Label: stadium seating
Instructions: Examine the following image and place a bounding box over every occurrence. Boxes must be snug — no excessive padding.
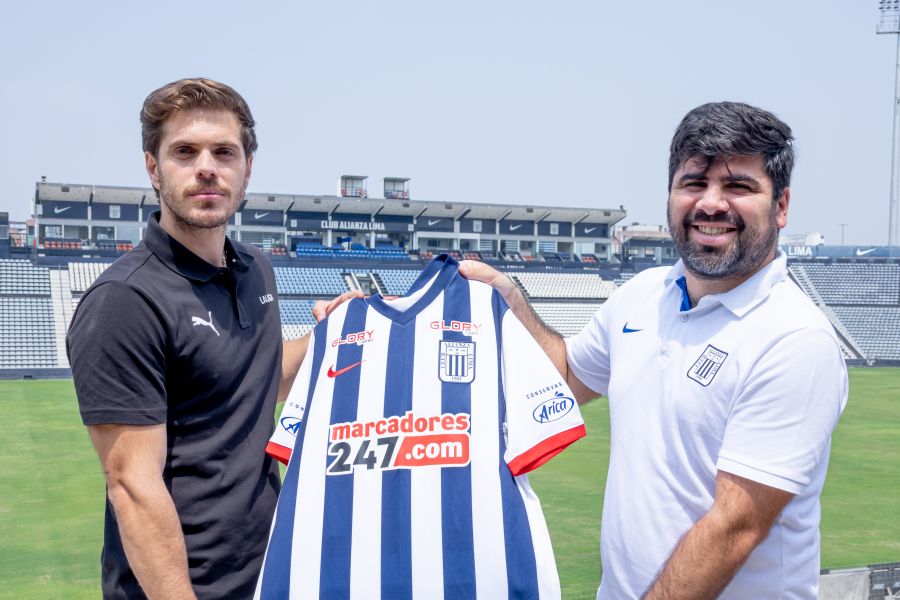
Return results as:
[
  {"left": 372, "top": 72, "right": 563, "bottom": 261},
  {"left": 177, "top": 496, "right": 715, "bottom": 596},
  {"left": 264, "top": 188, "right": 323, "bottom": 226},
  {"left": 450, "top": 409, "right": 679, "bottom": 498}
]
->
[
  {"left": 533, "top": 302, "right": 599, "bottom": 337},
  {"left": 294, "top": 243, "right": 411, "bottom": 261},
  {"left": 275, "top": 267, "right": 349, "bottom": 296},
  {"left": 0, "top": 260, "right": 51, "bottom": 295},
  {"left": 794, "top": 263, "right": 900, "bottom": 305},
  {"left": 375, "top": 269, "right": 420, "bottom": 296},
  {"left": 830, "top": 306, "right": 900, "bottom": 360},
  {"left": 3, "top": 255, "right": 900, "bottom": 372},
  {"left": 69, "top": 262, "right": 112, "bottom": 293},
  {"left": 282, "top": 323, "right": 315, "bottom": 341},
  {"left": 512, "top": 272, "right": 616, "bottom": 300},
  {"left": 279, "top": 299, "right": 318, "bottom": 325},
  {"left": 0, "top": 297, "right": 57, "bottom": 368}
]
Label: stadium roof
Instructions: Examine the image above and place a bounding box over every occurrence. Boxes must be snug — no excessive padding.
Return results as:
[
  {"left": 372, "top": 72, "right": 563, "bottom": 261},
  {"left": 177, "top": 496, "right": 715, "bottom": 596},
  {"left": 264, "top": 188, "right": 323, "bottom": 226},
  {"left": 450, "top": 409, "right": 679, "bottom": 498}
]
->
[{"left": 35, "top": 181, "right": 626, "bottom": 225}]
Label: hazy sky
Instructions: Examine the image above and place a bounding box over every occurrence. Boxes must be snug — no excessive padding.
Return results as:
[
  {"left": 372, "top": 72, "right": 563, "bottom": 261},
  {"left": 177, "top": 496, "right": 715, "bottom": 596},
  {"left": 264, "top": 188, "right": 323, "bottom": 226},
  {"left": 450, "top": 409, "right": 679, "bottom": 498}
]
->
[{"left": 0, "top": 1, "right": 895, "bottom": 245}]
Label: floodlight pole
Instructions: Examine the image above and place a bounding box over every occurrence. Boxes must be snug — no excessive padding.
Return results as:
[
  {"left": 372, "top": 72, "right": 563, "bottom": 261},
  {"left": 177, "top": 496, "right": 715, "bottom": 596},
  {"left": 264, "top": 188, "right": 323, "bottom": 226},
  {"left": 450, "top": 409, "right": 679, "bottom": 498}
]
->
[
  {"left": 891, "top": 34, "right": 900, "bottom": 250},
  {"left": 878, "top": 0, "right": 900, "bottom": 252}
]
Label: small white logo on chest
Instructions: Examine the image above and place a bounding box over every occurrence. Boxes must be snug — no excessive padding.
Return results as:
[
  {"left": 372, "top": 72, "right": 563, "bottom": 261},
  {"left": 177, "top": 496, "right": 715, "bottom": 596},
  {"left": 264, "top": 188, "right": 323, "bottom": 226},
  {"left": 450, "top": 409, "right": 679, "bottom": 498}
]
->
[
  {"left": 192, "top": 311, "right": 220, "bottom": 337},
  {"left": 259, "top": 293, "right": 274, "bottom": 305},
  {"left": 687, "top": 345, "right": 727, "bottom": 386}
]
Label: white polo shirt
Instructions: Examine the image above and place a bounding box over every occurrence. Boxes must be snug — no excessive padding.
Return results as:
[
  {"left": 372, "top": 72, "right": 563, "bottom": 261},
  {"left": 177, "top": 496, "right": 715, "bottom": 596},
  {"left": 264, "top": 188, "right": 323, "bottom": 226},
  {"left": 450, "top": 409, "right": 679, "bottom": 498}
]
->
[{"left": 566, "top": 252, "right": 848, "bottom": 600}]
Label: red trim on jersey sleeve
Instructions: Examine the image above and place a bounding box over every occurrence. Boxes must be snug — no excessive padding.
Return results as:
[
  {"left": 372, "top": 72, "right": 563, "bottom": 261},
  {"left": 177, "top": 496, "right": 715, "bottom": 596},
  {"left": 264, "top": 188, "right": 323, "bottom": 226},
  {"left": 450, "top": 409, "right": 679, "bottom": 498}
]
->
[
  {"left": 507, "top": 424, "right": 586, "bottom": 476},
  {"left": 266, "top": 441, "right": 293, "bottom": 465}
]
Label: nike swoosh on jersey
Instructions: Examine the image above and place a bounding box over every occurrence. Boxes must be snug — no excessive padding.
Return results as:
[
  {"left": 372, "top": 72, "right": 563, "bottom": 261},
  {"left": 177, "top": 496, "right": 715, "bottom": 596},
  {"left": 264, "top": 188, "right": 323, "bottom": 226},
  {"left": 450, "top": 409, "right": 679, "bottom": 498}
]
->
[
  {"left": 622, "top": 323, "right": 643, "bottom": 333},
  {"left": 327, "top": 360, "right": 365, "bottom": 378}
]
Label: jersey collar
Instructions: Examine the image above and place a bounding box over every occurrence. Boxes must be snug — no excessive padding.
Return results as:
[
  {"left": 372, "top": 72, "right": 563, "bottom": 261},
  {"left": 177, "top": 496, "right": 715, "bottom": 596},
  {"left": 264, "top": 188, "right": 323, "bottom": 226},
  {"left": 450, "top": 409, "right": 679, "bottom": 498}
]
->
[
  {"left": 664, "top": 251, "right": 788, "bottom": 318},
  {"left": 142, "top": 211, "right": 253, "bottom": 282},
  {"left": 368, "top": 253, "right": 459, "bottom": 324}
]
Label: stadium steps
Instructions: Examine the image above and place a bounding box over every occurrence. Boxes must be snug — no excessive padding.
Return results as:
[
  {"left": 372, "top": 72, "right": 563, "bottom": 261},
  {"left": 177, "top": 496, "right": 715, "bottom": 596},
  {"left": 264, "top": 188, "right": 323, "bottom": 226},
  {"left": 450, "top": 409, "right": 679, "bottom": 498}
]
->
[
  {"left": 344, "top": 273, "right": 361, "bottom": 292},
  {"left": 789, "top": 266, "right": 866, "bottom": 360},
  {"left": 49, "top": 267, "right": 73, "bottom": 368},
  {"left": 369, "top": 272, "right": 386, "bottom": 296}
]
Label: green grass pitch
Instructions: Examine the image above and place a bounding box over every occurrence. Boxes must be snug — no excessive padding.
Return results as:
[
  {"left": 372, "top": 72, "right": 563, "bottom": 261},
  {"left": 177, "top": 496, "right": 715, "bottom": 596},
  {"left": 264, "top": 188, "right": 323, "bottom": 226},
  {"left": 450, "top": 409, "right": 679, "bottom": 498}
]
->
[{"left": 0, "top": 369, "right": 897, "bottom": 598}]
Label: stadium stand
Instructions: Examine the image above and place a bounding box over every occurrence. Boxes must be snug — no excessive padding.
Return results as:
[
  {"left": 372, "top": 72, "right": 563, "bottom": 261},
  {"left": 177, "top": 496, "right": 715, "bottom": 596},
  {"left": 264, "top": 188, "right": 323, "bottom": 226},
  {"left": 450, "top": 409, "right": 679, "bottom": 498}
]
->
[
  {"left": 274, "top": 267, "right": 349, "bottom": 296},
  {"left": 0, "top": 259, "right": 51, "bottom": 295},
  {"left": 788, "top": 263, "right": 900, "bottom": 362},
  {"left": 830, "top": 306, "right": 900, "bottom": 360},
  {"left": 69, "top": 262, "right": 112, "bottom": 293},
  {"left": 532, "top": 302, "right": 599, "bottom": 337},
  {"left": 512, "top": 272, "right": 616, "bottom": 300},
  {"left": 0, "top": 260, "right": 58, "bottom": 369},
  {"left": 374, "top": 269, "right": 420, "bottom": 296},
  {"left": 0, "top": 297, "right": 57, "bottom": 368},
  {"left": 279, "top": 299, "right": 318, "bottom": 326},
  {"left": 3, "top": 253, "right": 900, "bottom": 373},
  {"left": 796, "top": 263, "right": 900, "bottom": 305}
]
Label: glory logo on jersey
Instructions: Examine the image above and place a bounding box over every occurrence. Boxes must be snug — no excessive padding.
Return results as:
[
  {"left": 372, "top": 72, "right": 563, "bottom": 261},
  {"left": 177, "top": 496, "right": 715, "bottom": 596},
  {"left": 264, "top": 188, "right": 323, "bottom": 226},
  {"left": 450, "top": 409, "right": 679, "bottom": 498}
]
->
[
  {"left": 331, "top": 330, "right": 375, "bottom": 347},
  {"left": 430, "top": 319, "right": 481, "bottom": 336},
  {"left": 326, "top": 411, "right": 471, "bottom": 475}
]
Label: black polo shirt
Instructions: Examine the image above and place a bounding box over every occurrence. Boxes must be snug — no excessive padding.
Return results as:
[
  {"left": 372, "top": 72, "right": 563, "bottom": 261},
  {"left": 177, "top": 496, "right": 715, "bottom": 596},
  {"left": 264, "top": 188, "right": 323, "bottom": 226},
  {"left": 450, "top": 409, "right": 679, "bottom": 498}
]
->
[{"left": 67, "top": 212, "right": 282, "bottom": 599}]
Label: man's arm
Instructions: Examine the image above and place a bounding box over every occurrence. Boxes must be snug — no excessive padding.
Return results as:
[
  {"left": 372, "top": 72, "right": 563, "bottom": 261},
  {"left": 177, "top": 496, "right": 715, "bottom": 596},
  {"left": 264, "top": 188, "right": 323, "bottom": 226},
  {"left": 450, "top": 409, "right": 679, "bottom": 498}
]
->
[
  {"left": 642, "top": 470, "right": 794, "bottom": 600},
  {"left": 87, "top": 424, "right": 196, "bottom": 600},
  {"left": 279, "top": 334, "right": 310, "bottom": 403},
  {"left": 458, "top": 260, "right": 596, "bottom": 403},
  {"left": 278, "top": 290, "right": 365, "bottom": 402}
]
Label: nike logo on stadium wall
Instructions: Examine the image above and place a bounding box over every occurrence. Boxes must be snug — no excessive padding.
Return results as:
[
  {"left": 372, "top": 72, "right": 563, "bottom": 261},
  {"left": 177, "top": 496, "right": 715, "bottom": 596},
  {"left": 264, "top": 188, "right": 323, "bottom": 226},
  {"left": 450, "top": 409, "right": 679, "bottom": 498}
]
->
[
  {"left": 622, "top": 323, "right": 643, "bottom": 333},
  {"left": 192, "top": 311, "right": 220, "bottom": 336},
  {"left": 427, "top": 219, "right": 441, "bottom": 226},
  {"left": 327, "top": 360, "right": 365, "bottom": 378},
  {"left": 855, "top": 248, "right": 876, "bottom": 256},
  {"left": 54, "top": 206, "right": 71, "bottom": 214},
  {"left": 254, "top": 212, "right": 270, "bottom": 220},
  {"left": 509, "top": 224, "right": 522, "bottom": 231},
  {"left": 584, "top": 227, "right": 597, "bottom": 234}
]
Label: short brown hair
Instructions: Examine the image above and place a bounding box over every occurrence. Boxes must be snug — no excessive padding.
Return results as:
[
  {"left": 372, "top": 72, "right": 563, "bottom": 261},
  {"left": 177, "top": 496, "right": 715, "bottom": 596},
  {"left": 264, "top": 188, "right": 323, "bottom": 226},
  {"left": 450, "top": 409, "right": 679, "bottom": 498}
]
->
[{"left": 140, "top": 78, "right": 258, "bottom": 158}]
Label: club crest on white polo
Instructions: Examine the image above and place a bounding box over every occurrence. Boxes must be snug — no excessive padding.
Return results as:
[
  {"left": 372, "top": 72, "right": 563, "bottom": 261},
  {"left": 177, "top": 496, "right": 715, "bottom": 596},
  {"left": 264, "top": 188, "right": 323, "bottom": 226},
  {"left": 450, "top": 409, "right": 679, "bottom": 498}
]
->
[{"left": 687, "top": 344, "right": 728, "bottom": 386}]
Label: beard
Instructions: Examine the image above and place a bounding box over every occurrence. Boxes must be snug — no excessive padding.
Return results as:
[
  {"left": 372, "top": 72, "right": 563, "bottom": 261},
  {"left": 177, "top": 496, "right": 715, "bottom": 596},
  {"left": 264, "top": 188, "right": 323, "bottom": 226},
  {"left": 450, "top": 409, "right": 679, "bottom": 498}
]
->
[
  {"left": 158, "top": 171, "right": 243, "bottom": 230},
  {"left": 669, "top": 203, "right": 779, "bottom": 280}
]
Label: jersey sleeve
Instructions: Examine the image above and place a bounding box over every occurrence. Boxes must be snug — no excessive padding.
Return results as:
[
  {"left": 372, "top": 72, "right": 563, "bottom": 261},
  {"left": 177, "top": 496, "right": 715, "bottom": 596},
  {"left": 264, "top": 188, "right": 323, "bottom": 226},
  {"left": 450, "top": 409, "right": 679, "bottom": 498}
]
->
[
  {"left": 500, "top": 309, "right": 586, "bottom": 476},
  {"left": 266, "top": 329, "right": 316, "bottom": 465},
  {"left": 717, "top": 328, "right": 848, "bottom": 494},
  {"left": 66, "top": 281, "right": 168, "bottom": 426},
  {"left": 564, "top": 301, "right": 611, "bottom": 396}
]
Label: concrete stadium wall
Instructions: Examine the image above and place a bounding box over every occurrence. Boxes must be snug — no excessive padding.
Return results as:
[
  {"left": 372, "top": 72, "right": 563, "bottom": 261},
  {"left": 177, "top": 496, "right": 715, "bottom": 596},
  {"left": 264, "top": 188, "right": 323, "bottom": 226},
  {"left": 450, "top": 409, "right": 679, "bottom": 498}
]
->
[{"left": 820, "top": 569, "right": 870, "bottom": 600}]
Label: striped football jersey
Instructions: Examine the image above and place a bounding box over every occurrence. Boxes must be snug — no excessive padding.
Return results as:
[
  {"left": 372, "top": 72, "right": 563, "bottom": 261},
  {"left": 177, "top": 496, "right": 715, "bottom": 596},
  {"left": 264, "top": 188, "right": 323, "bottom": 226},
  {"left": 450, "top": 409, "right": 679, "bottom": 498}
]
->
[{"left": 256, "top": 254, "right": 586, "bottom": 599}]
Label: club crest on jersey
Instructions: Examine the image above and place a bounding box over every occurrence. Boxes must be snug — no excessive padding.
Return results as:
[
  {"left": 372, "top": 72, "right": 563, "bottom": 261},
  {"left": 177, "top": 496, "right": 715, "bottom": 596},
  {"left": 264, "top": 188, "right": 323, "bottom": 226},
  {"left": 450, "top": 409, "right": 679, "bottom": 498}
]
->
[
  {"left": 331, "top": 330, "right": 375, "bottom": 347},
  {"left": 687, "top": 345, "right": 728, "bottom": 386},
  {"left": 438, "top": 340, "right": 475, "bottom": 383},
  {"left": 532, "top": 391, "right": 576, "bottom": 424},
  {"left": 430, "top": 320, "right": 481, "bottom": 336}
]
